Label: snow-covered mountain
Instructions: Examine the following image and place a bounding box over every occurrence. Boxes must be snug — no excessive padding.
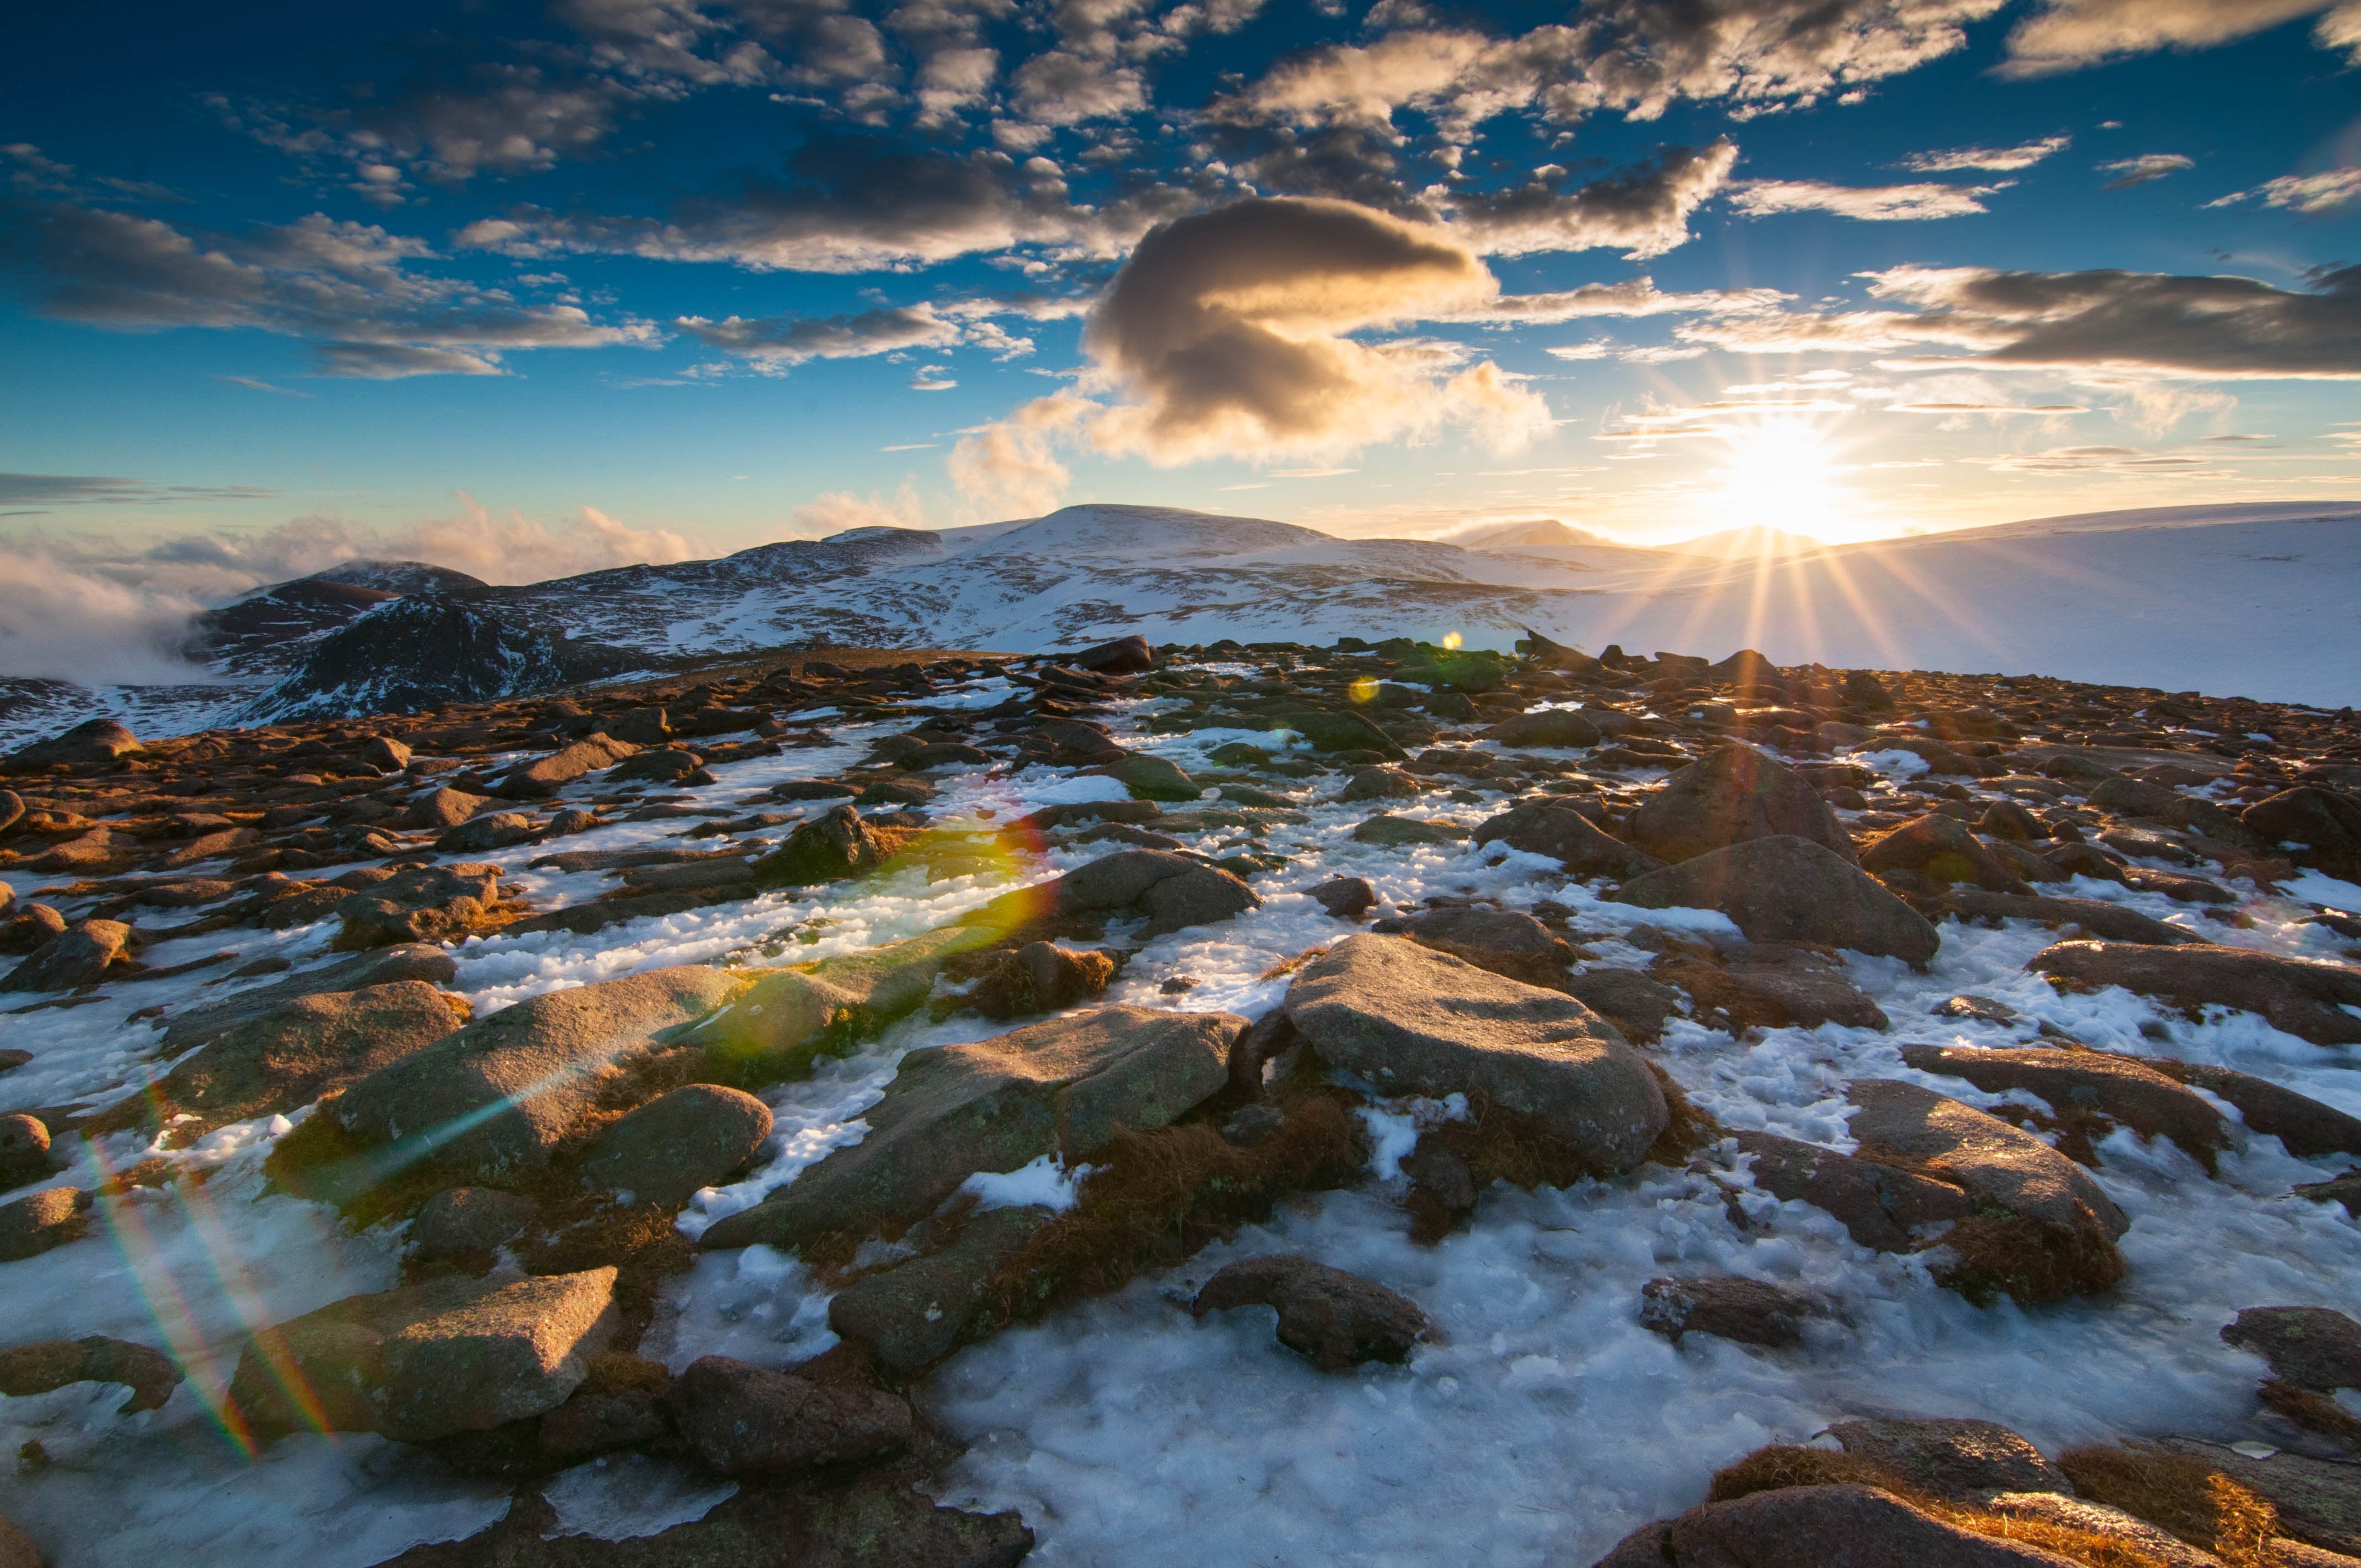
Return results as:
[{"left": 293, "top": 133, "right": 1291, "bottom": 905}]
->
[{"left": 4, "top": 498, "right": 2359, "bottom": 746}]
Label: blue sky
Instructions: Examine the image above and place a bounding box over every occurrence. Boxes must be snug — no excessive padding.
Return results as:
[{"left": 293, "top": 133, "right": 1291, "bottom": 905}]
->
[{"left": 2, "top": 0, "right": 2359, "bottom": 584}]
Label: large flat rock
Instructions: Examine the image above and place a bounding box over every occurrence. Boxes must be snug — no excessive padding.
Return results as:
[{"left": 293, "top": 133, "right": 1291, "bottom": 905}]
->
[
  {"left": 1283, "top": 935, "right": 1667, "bottom": 1174},
  {"left": 700, "top": 1005, "right": 1239, "bottom": 1251},
  {"left": 1614, "top": 835, "right": 1940, "bottom": 965},
  {"left": 335, "top": 965, "right": 737, "bottom": 1179}
]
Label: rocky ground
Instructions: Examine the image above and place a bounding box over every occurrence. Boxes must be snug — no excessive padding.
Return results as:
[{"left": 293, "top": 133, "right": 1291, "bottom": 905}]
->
[{"left": 2, "top": 633, "right": 2360, "bottom": 1566}]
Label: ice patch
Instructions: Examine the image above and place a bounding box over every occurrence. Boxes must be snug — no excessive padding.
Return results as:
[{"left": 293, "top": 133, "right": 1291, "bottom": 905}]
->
[
  {"left": 961, "top": 1153, "right": 1092, "bottom": 1213},
  {"left": 541, "top": 1453, "right": 737, "bottom": 1541}
]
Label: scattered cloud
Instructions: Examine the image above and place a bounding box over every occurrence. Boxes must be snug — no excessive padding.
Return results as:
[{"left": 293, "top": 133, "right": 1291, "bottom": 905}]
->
[
  {"left": 2207, "top": 168, "right": 2361, "bottom": 215},
  {"left": 213, "top": 374, "right": 311, "bottom": 396},
  {"left": 788, "top": 482, "right": 929, "bottom": 535},
  {"left": 1458, "top": 276, "right": 1787, "bottom": 323},
  {"left": 909, "top": 365, "right": 958, "bottom": 389},
  {"left": 1677, "top": 263, "right": 2361, "bottom": 380},
  {"left": 2099, "top": 153, "right": 2194, "bottom": 188},
  {"left": 1729, "top": 178, "right": 2006, "bottom": 220},
  {"left": 0, "top": 473, "right": 275, "bottom": 509},
  {"left": 1999, "top": 0, "right": 2361, "bottom": 78},
  {"left": 1901, "top": 135, "right": 2070, "bottom": 172},
  {"left": 673, "top": 302, "right": 963, "bottom": 364},
  {"left": 1446, "top": 139, "right": 1737, "bottom": 259},
  {"left": 0, "top": 201, "right": 654, "bottom": 375}
]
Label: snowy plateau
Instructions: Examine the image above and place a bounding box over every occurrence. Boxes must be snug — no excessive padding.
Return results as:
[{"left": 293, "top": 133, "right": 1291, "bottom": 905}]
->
[{"left": 0, "top": 500, "right": 2359, "bottom": 1567}]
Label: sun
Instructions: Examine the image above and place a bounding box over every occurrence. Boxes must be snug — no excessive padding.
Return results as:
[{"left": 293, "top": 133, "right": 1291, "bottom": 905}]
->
[{"left": 1711, "top": 420, "right": 1846, "bottom": 541}]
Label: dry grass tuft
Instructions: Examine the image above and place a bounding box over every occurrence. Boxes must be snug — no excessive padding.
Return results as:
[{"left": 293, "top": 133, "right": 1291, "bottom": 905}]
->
[
  {"left": 1709, "top": 1441, "right": 2278, "bottom": 1568},
  {"left": 2059, "top": 1444, "right": 2280, "bottom": 1566},
  {"left": 969, "top": 1079, "right": 1367, "bottom": 1339}
]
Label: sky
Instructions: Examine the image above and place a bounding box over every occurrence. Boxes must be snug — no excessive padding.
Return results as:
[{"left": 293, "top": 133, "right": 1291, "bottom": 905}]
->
[{"left": 3, "top": 0, "right": 2360, "bottom": 599}]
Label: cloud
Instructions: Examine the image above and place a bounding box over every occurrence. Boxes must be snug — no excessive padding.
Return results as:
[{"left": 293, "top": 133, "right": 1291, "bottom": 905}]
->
[
  {"left": 457, "top": 135, "right": 1201, "bottom": 272},
  {"left": 948, "top": 395, "right": 1085, "bottom": 514},
  {"left": 1999, "top": 0, "right": 2361, "bottom": 77},
  {"left": 789, "top": 482, "right": 929, "bottom": 534},
  {"left": 1222, "top": 1, "right": 2008, "bottom": 138},
  {"left": 0, "top": 500, "right": 699, "bottom": 683},
  {"left": 674, "top": 302, "right": 964, "bottom": 364},
  {"left": 1988, "top": 443, "right": 2227, "bottom": 473},
  {"left": 2100, "top": 154, "right": 2195, "bottom": 188},
  {"left": 1445, "top": 139, "right": 1737, "bottom": 259},
  {"left": 0, "top": 201, "right": 654, "bottom": 375},
  {"left": 909, "top": 365, "right": 958, "bottom": 389},
  {"left": 1901, "top": 136, "right": 2070, "bottom": 172},
  {"left": 1456, "top": 276, "right": 1787, "bottom": 323},
  {"left": 1729, "top": 178, "right": 2005, "bottom": 220},
  {"left": 1677, "top": 263, "right": 2361, "bottom": 380},
  {"left": 1071, "top": 196, "right": 1549, "bottom": 464},
  {"left": 0, "top": 473, "right": 276, "bottom": 510},
  {"left": 2207, "top": 168, "right": 2361, "bottom": 215},
  {"left": 213, "top": 374, "right": 311, "bottom": 396}
]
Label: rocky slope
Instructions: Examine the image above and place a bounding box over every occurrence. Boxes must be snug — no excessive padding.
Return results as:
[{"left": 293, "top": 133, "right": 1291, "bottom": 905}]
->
[
  {"left": 2, "top": 635, "right": 2361, "bottom": 1566},
  {"left": 9, "top": 500, "right": 2356, "bottom": 751}
]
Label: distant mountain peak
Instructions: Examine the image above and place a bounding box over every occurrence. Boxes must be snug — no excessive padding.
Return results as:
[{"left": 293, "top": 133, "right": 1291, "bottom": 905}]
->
[
  {"left": 1454, "top": 518, "right": 1623, "bottom": 551},
  {"left": 1658, "top": 525, "right": 1829, "bottom": 559}
]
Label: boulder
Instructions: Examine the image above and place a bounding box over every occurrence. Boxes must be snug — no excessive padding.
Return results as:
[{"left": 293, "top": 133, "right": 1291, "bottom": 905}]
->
[
  {"left": 409, "top": 1188, "right": 537, "bottom": 1259},
  {"left": 150, "top": 980, "right": 465, "bottom": 1127},
  {"left": 360, "top": 735, "right": 413, "bottom": 772},
  {"left": 1848, "top": 1078, "right": 2128, "bottom": 1299},
  {"left": 1473, "top": 799, "right": 1663, "bottom": 880},
  {"left": 228, "top": 1268, "right": 618, "bottom": 1442},
  {"left": 1827, "top": 1417, "right": 2074, "bottom": 1501},
  {"left": 1100, "top": 752, "right": 1200, "bottom": 802},
  {"left": 2222, "top": 1306, "right": 2361, "bottom": 1393},
  {"left": 0, "top": 1115, "right": 50, "bottom": 1189},
  {"left": 2151, "top": 1060, "right": 2361, "bottom": 1158},
  {"left": 1898, "top": 1044, "right": 2230, "bottom": 1170},
  {"left": 1482, "top": 710, "right": 1601, "bottom": 749},
  {"left": 1614, "top": 836, "right": 1941, "bottom": 965},
  {"left": 1394, "top": 906, "right": 1579, "bottom": 988},
  {"left": 1192, "top": 1255, "right": 1432, "bottom": 1370},
  {"left": 1939, "top": 889, "right": 2197, "bottom": 946},
  {"left": 0, "top": 918, "right": 135, "bottom": 993},
  {"left": 6, "top": 718, "right": 142, "bottom": 771},
  {"left": 1625, "top": 744, "right": 1857, "bottom": 865},
  {"left": 1861, "top": 813, "right": 2033, "bottom": 894},
  {"left": 828, "top": 1205, "right": 1057, "bottom": 1370},
  {"left": 689, "top": 923, "right": 983, "bottom": 1080},
  {"left": 998, "top": 847, "right": 1260, "bottom": 937},
  {"left": 700, "top": 1006, "right": 1238, "bottom": 1251},
  {"left": 0, "top": 792, "right": 20, "bottom": 836},
  {"left": 1728, "top": 1128, "right": 1977, "bottom": 1254},
  {"left": 1665, "top": 948, "right": 1889, "bottom": 1031},
  {"left": 2244, "top": 786, "right": 2361, "bottom": 880},
  {"left": 160, "top": 944, "right": 457, "bottom": 1055},
  {"left": 1283, "top": 935, "right": 1666, "bottom": 1173},
  {"left": 0, "top": 905, "right": 67, "bottom": 955},
  {"left": 1981, "top": 1493, "right": 2219, "bottom": 1568},
  {"left": 1563, "top": 969, "right": 1682, "bottom": 1044},
  {"left": 1639, "top": 1276, "right": 1827, "bottom": 1348},
  {"left": 1069, "top": 634, "right": 1154, "bottom": 674},
  {"left": 1351, "top": 814, "right": 1468, "bottom": 848},
  {"left": 578, "top": 1084, "right": 773, "bottom": 1207},
  {"left": 1339, "top": 765, "right": 1421, "bottom": 803},
  {"left": 0, "top": 1335, "right": 180, "bottom": 1413},
  {"left": 493, "top": 738, "right": 631, "bottom": 801},
  {"left": 663, "top": 1355, "right": 912, "bottom": 1477},
  {"left": 2028, "top": 941, "right": 2361, "bottom": 1047},
  {"left": 1308, "top": 876, "right": 1378, "bottom": 919},
  {"left": 0, "top": 1187, "right": 85, "bottom": 1261},
  {"left": 335, "top": 965, "right": 737, "bottom": 1180},
  {"left": 1595, "top": 1485, "right": 2081, "bottom": 1568},
  {"left": 748, "top": 804, "right": 898, "bottom": 888},
  {"left": 1274, "top": 710, "right": 1408, "bottom": 760},
  {"left": 967, "top": 941, "right": 1117, "bottom": 1020},
  {"left": 409, "top": 786, "right": 489, "bottom": 831},
  {"left": 332, "top": 863, "right": 504, "bottom": 950},
  {"left": 606, "top": 747, "right": 707, "bottom": 785},
  {"left": 434, "top": 812, "right": 539, "bottom": 853}
]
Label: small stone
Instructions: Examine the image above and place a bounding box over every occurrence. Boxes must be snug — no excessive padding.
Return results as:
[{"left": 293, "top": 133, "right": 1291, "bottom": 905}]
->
[
  {"left": 0, "top": 1335, "right": 181, "bottom": 1413},
  {"left": 1639, "top": 1276, "right": 1826, "bottom": 1348},
  {"left": 1100, "top": 752, "right": 1200, "bottom": 802},
  {"left": 361, "top": 736, "right": 414, "bottom": 772},
  {"left": 0, "top": 1115, "right": 51, "bottom": 1188},
  {"left": 663, "top": 1355, "right": 912, "bottom": 1476},
  {"left": 1339, "top": 765, "right": 1420, "bottom": 803},
  {"left": 1351, "top": 814, "right": 1469, "bottom": 847},
  {"left": 1935, "top": 994, "right": 2017, "bottom": 1024},
  {"left": 1193, "top": 1255, "right": 1432, "bottom": 1370},
  {"left": 1308, "top": 876, "right": 1377, "bottom": 919}
]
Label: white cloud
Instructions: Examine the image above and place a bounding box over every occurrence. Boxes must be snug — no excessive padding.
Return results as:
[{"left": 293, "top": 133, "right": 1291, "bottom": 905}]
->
[
  {"left": 2207, "top": 168, "right": 2361, "bottom": 215},
  {"left": 1446, "top": 139, "right": 1737, "bottom": 259},
  {"left": 1901, "top": 135, "right": 2070, "bottom": 172},
  {"left": 2099, "top": 154, "right": 2195, "bottom": 188},
  {"left": 1729, "top": 178, "right": 2006, "bottom": 220},
  {"left": 2000, "top": 0, "right": 2361, "bottom": 76}
]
